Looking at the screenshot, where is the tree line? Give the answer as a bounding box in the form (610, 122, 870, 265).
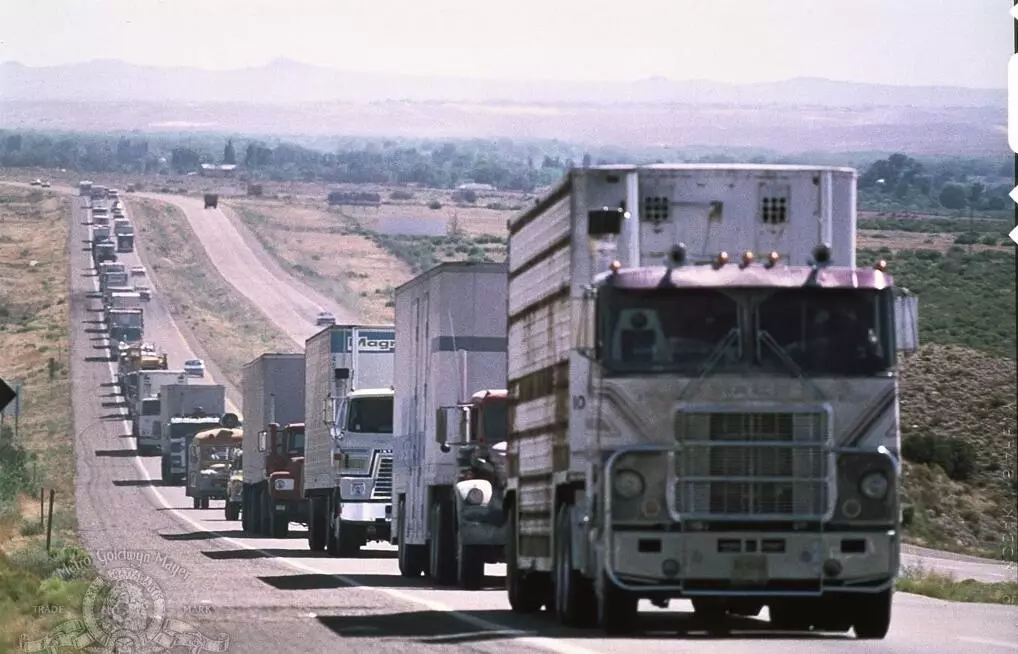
(0, 130, 1010, 212)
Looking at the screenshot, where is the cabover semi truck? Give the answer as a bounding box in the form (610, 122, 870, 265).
(391, 262, 510, 589)
(159, 384, 227, 484)
(133, 370, 189, 455)
(241, 353, 307, 538)
(502, 164, 918, 639)
(303, 325, 396, 556)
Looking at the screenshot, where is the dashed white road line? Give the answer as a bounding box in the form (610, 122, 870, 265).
(957, 637, 1018, 650)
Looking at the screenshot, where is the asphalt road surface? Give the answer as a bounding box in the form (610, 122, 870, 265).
(5, 179, 1018, 653)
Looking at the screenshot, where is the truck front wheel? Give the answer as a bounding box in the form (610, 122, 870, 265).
(270, 506, 289, 538)
(397, 497, 425, 577)
(554, 504, 596, 627)
(428, 500, 456, 585)
(456, 529, 485, 590)
(506, 504, 543, 613)
(852, 589, 892, 639)
(597, 575, 639, 635)
(308, 497, 326, 552)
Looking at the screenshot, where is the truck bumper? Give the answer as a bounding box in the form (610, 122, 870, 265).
(339, 501, 391, 539)
(458, 505, 506, 547)
(608, 528, 898, 596)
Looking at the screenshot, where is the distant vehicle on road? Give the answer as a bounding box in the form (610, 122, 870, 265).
(131, 265, 146, 276)
(204, 193, 219, 209)
(30, 179, 42, 186)
(183, 359, 206, 378)
(136, 285, 151, 301)
(315, 311, 336, 326)
(41, 181, 51, 188)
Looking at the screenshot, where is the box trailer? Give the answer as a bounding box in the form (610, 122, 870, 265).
(391, 262, 509, 589)
(241, 353, 306, 538)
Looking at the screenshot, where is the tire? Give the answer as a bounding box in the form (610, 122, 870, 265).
(506, 502, 542, 613)
(554, 504, 596, 627)
(397, 497, 425, 577)
(456, 531, 485, 590)
(241, 489, 252, 531)
(336, 519, 361, 557)
(325, 495, 339, 556)
(428, 500, 456, 585)
(853, 590, 892, 639)
(270, 508, 289, 538)
(308, 497, 326, 552)
(258, 489, 272, 536)
(597, 575, 639, 635)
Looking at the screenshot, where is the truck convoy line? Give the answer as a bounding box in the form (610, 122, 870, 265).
(86, 164, 922, 640)
(83, 184, 242, 509)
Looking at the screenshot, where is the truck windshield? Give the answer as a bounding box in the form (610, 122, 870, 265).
(600, 288, 740, 374)
(481, 401, 508, 443)
(284, 430, 305, 455)
(756, 288, 894, 376)
(345, 397, 393, 434)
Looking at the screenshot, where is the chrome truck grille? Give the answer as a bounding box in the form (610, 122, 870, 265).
(674, 411, 832, 519)
(371, 455, 394, 500)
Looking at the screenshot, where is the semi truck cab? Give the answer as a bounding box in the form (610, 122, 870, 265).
(259, 422, 307, 538)
(325, 387, 395, 555)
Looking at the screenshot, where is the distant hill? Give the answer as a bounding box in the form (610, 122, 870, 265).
(0, 59, 1006, 108)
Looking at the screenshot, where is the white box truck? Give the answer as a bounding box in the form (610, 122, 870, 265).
(502, 164, 916, 638)
(133, 370, 189, 455)
(241, 353, 306, 538)
(159, 384, 228, 484)
(391, 262, 510, 590)
(303, 325, 396, 556)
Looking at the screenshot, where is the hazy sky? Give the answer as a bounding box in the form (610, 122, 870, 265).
(1, 0, 1008, 88)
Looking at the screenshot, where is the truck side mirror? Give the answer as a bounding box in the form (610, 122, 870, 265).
(257, 430, 267, 453)
(323, 396, 336, 427)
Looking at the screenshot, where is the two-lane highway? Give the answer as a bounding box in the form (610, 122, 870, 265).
(5, 178, 1017, 653)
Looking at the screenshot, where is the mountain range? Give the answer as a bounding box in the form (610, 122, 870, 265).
(0, 59, 1006, 107)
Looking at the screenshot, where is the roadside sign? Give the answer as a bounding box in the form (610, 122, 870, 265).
(0, 378, 16, 414)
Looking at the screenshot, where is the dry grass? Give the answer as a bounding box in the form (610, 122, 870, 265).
(899, 344, 1017, 557)
(0, 186, 96, 649)
(897, 563, 1018, 604)
(858, 230, 1010, 253)
(125, 197, 294, 387)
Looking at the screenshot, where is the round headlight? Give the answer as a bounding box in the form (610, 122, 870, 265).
(613, 470, 645, 500)
(466, 488, 484, 505)
(859, 471, 889, 500)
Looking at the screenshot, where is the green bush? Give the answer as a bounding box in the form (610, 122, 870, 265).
(953, 232, 979, 245)
(902, 434, 977, 481)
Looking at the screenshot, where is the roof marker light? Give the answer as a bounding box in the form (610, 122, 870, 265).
(609, 260, 621, 274)
(765, 251, 780, 268)
(740, 251, 754, 268)
(874, 259, 888, 272)
(713, 251, 729, 269)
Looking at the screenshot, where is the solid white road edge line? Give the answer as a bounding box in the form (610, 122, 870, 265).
(87, 257, 598, 654)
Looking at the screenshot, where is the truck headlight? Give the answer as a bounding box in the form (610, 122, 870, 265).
(273, 478, 295, 492)
(465, 488, 484, 505)
(859, 471, 889, 500)
(613, 469, 645, 500)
